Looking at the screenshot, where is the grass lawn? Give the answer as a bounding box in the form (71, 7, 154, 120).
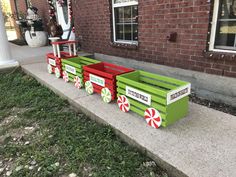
(0, 70, 168, 177)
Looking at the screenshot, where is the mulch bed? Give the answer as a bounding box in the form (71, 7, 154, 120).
(190, 91, 236, 116)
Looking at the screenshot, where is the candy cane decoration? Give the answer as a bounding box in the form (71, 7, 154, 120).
(62, 71, 69, 82)
(55, 67, 61, 78)
(85, 81, 94, 95)
(101, 87, 112, 103)
(47, 64, 53, 74)
(144, 108, 162, 129)
(74, 76, 82, 89)
(117, 95, 130, 112)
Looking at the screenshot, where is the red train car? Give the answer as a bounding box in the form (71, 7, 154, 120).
(83, 62, 134, 103)
(47, 40, 77, 78)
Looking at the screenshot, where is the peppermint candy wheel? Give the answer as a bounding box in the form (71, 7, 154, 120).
(55, 67, 61, 78)
(101, 87, 112, 103)
(85, 81, 94, 95)
(74, 76, 82, 89)
(117, 95, 130, 112)
(62, 71, 69, 82)
(47, 64, 53, 74)
(144, 108, 162, 129)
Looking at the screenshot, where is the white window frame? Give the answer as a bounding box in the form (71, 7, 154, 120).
(209, 0, 236, 53)
(112, 0, 138, 45)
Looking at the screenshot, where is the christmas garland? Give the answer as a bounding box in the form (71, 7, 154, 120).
(48, 0, 75, 35)
(48, 0, 73, 20)
(48, 0, 56, 20)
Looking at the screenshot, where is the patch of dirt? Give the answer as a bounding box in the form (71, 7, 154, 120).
(0, 116, 16, 127)
(0, 157, 17, 177)
(0, 107, 30, 127)
(82, 163, 94, 177)
(0, 124, 38, 145)
(0, 107, 38, 145)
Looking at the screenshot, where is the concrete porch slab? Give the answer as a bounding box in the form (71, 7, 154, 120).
(21, 62, 236, 177)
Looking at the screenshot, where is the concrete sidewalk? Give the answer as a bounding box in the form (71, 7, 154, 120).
(9, 42, 92, 65)
(10, 43, 52, 65)
(21, 62, 236, 177)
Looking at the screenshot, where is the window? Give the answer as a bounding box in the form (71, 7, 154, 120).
(210, 0, 236, 52)
(112, 0, 138, 44)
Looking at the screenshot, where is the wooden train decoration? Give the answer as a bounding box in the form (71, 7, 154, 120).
(83, 62, 134, 103)
(61, 56, 100, 89)
(46, 41, 191, 129)
(47, 40, 77, 78)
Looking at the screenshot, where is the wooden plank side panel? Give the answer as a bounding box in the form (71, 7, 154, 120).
(103, 62, 134, 73)
(164, 96, 189, 127)
(84, 62, 134, 79)
(139, 76, 176, 91)
(117, 77, 167, 97)
(62, 60, 82, 69)
(117, 70, 190, 127)
(104, 67, 122, 76)
(66, 72, 83, 80)
(47, 57, 61, 66)
(83, 71, 115, 85)
(117, 87, 167, 113)
(51, 40, 76, 45)
(79, 60, 94, 66)
(62, 66, 83, 76)
(79, 56, 100, 64)
(62, 57, 99, 70)
(84, 75, 116, 92)
(117, 71, 140, 81)
(83, 65, 114, 79)
(84, 78, 116, 100)
(139, 70, 188, 86)
(117, 93, 167, 121)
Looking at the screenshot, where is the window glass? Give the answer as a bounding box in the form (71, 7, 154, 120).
(113, 0, 138, 43)
(214, 0, 236, 50)
(114, 0, 138, 4)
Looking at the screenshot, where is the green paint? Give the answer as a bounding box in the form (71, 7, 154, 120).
(117, 70, 191, 127)
(62, 56, 100, 86)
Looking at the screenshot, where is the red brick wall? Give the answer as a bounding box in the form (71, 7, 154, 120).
(72, 0, 236, 78)
(9, 0, 236, 78)
(31, 0, 50, 26)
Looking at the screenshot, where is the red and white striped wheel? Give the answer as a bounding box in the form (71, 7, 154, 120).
(63, 71, 69, 82)
(144, 108, 162, 129)
(47, 64, 53, 74)
(55, 67, 61, 78)
(74, 76, 82, 89)
(117, 95, 130, 113)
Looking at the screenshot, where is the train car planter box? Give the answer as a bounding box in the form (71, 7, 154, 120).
(83, 62, 134, 103)
(116, 70, 191, 129)
(47, 40, 77, 78)
(61, 56, 100, 89)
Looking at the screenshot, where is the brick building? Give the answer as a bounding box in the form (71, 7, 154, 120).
(9, 0, 236, 78)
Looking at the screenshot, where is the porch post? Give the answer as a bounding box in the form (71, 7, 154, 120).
(0, 4, 18, 69)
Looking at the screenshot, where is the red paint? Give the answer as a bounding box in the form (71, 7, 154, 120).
(83, 62, 134, 101)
